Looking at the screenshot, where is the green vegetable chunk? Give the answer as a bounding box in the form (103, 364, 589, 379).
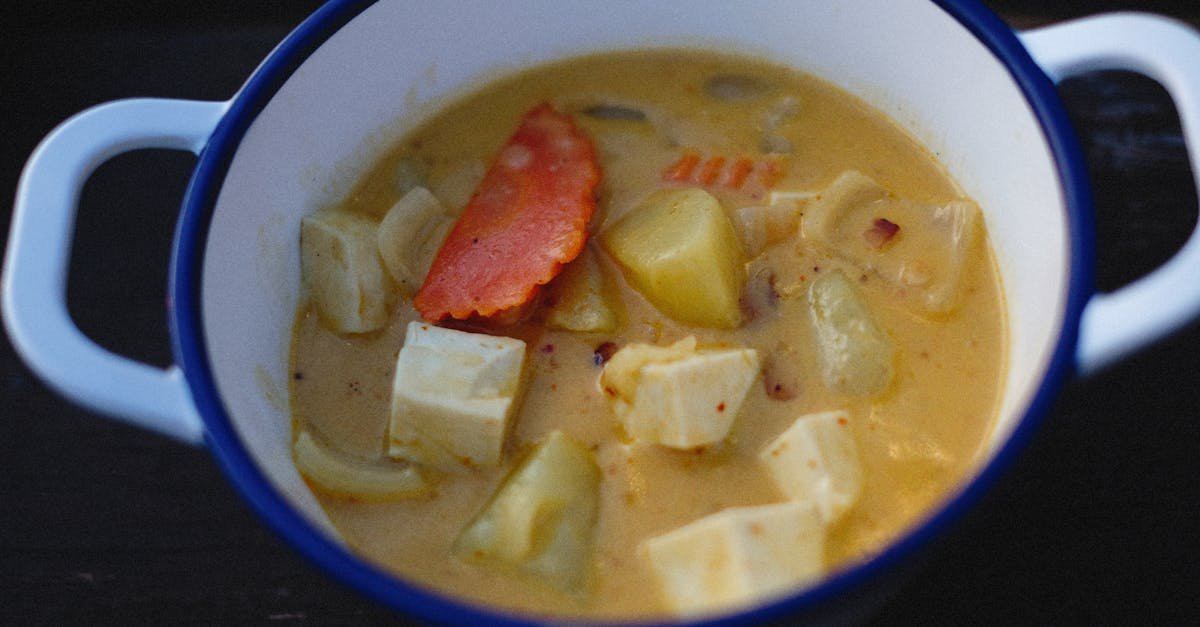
(452, 430, 601, 596)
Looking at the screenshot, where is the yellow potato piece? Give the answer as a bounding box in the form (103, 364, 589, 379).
(602, 188, 745, 328)
(452, 430, 601, 596)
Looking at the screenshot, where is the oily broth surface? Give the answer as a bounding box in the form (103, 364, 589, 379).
(289, 50, 1006, 620)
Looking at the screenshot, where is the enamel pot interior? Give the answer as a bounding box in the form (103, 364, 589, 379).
(170, 0, 1091, 623)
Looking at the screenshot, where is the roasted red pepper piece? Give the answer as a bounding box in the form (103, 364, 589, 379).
(414, 103, 601, 323)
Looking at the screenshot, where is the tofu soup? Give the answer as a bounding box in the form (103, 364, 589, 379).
(289, 49, 1006, 620)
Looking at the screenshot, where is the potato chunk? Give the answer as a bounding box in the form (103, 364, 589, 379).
(602, 188, 745, 328)
(759, 410, 863, 523)
(802, 170, 981, 314)
(808, 269, 895, 397)
(544, 247, 621, 333)
(642, 502, 825, 617)
(293, 430, 430, 502)
(453, 430, 601, 596)
(599, 336, 759, 449)
(388, 322, 527, 471)
(300, 209, 390, 333)
(377, 186, 455, 295)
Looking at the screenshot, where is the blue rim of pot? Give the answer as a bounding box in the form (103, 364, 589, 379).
(168, 0, 1096, 624)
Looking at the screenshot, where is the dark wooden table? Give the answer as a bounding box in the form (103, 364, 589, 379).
(2, 2, 1197, 624)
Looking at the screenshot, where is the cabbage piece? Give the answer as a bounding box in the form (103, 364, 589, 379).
(300, 209, 390, 333)
(733, 203, 800, 257)
(293, 430, 430, 501)
(807, 269, 895, 397)
(453, 430, 601, 596)
(377, 186, 455, 295)
(802, 170, 981, 314)
(544, 247, 622, 333)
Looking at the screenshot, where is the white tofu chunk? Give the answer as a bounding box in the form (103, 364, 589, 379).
(376, 186, 455, 294)
(293, 430, 430, 502)
(388, 322, 527, 471)
(599, 337, 760, 449)
(802, 170, 981, 314)
(300, 209, 390, 333)
(642, 502, 825, 617)
(453, 430, 601, 596)
(807, 269, 895, 397)
(759, 410, 863, 523)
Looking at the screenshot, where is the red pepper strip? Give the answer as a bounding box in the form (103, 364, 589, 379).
(414, 103, 601, 323)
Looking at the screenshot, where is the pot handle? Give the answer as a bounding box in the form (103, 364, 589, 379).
(2, 98, 228, 445)
(1020, 13, 1200, 376)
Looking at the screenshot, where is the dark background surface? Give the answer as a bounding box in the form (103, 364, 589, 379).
(1, 1, 1197, 624)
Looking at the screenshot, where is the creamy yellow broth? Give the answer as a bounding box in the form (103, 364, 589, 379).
(289, 49, 1006, 620)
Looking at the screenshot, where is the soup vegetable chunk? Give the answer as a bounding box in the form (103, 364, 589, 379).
(289, 49, 1006, 620)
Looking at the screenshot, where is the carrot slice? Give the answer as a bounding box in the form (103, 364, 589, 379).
(414, 103, 601, 323)
(661, 151, 780, 197)
(723, 157, 755, 188)
(662, 150, 701, 182)
(697, 156, 726, 185)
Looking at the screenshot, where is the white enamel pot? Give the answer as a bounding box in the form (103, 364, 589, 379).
(5, 1, 1200, 624)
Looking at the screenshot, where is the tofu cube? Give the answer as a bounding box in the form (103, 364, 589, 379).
(388, 322, 527, 471)
(642, 502, 825, 617)
(599, 337, 760, 449)
(300, 209, 390, 333)
(759, 410, 863, 523)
